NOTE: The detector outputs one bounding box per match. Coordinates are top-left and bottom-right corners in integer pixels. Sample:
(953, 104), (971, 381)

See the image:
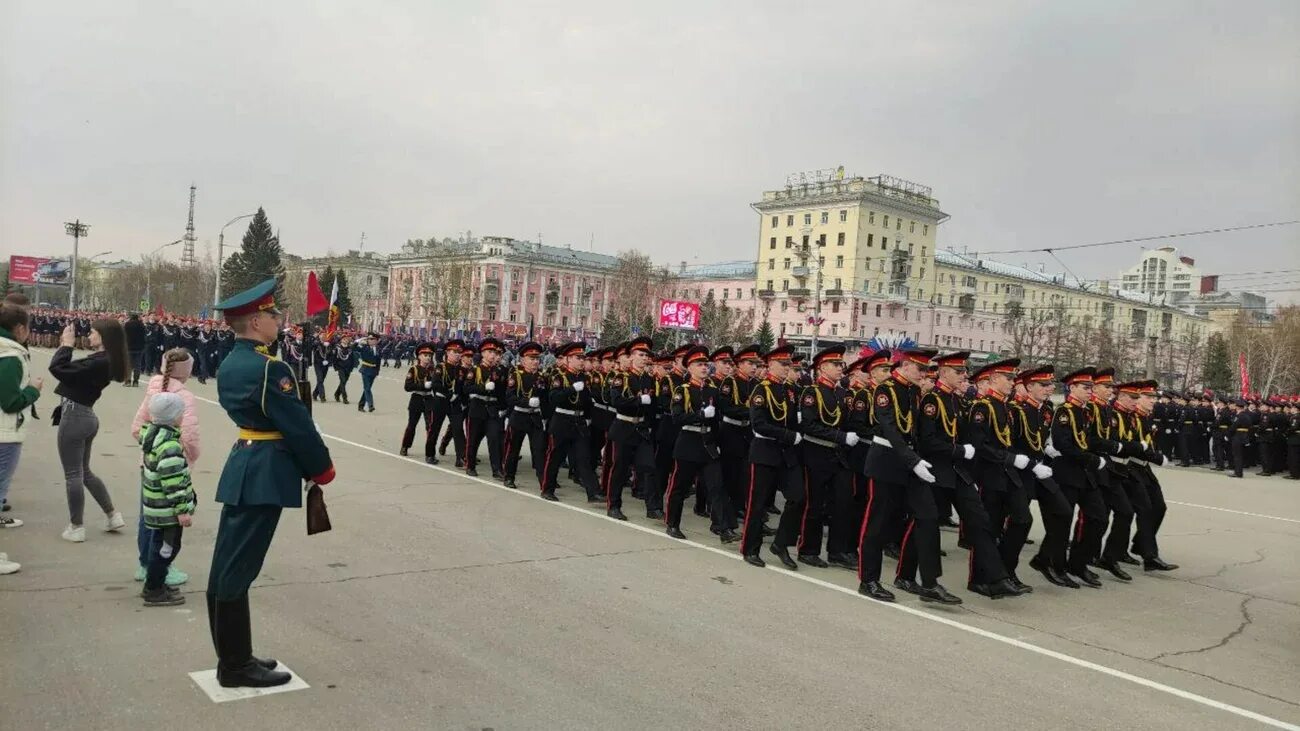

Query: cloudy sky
(3, 1), (1297, 302)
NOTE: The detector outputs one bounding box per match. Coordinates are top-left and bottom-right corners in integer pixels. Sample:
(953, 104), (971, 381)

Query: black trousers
(1213, 431), (1230, 468)
(827, 474), (867, 557)
(1060, 482), (1107, 575)
(1031, 478), (1074, 572)
(1230, 434), (1248, 477)
(981, 480), (1034, 574)
(1289, 442), (1300, 479)
(503, 420), (545, 482)
(799, 464), (853, 558)
(1177, 427), (1194, 465)
(719, 427), (750, 529)
(900, 481), (1006, 585)
(312, 364), (330, 399)
(430, 402), (466, 464)
(466, 413), (503, 473)
(540, 422), (600, 498)
(664, 458), (724, 531)
(334, 369), (353, 400)
(740, 463), (804, 556)
(207, 504), (282, 601)
(1130, 472), (1167, 560)
(1101, 472), (1140, 562)
(606, 435), (656, 512)
(859, 477), (939, 587)
(401, 399), (434, 453)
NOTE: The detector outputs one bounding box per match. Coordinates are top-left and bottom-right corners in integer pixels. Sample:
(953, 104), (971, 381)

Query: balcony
(887, 285), (910, 304)
(758, 288), (775, 299)
(957, 294), (976, 314)
(792, 265), (810, 278)
(789, 288), (811, 298)
(1005, 286), (1024, 302)
(823, 289), (844, 298)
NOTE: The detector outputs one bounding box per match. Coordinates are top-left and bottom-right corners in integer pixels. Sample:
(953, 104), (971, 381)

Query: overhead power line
(975, 220), (1299, 256)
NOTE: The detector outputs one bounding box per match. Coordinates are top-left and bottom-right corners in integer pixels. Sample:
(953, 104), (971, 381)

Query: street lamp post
(146, 239), (184, 311)
(64, 219), (90, 310)
(79, 251), (113, 309)
(214, 213), (257, 306)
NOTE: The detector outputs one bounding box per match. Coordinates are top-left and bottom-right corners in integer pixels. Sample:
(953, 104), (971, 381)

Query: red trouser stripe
(539, 436), (556, 494)
(857, 478), (875, 582)
(663, 462), (680, 525)
(740, 464), (757, 550)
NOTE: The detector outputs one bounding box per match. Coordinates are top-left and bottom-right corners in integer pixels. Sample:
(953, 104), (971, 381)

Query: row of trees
(1204, 306), (1300, 396)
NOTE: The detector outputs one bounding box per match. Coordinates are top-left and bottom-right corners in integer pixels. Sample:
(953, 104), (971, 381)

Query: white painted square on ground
(189, 665), (310, 703)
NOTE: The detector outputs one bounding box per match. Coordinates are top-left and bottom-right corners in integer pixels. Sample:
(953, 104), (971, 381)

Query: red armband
(311, 465), (336, 486)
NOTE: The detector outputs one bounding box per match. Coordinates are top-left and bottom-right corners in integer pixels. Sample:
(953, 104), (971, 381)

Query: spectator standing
(137, 392), (196, 606)
(0, 303), (44, 542)
(124, 313), (145, 387)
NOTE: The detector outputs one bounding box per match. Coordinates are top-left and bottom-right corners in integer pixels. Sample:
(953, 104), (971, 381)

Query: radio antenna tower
(181, 183), (198, 266)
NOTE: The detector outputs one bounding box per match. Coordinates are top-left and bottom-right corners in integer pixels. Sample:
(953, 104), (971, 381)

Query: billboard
(34, 260), (70, 285)
(7, 255), (51, 285)
(658, 299), (700, 330)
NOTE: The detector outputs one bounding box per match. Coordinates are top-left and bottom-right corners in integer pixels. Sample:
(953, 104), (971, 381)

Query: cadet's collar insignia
(875, 391), (890, 407)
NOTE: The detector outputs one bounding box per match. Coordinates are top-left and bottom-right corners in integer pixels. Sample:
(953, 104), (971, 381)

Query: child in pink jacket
(131, 348), (200, 585)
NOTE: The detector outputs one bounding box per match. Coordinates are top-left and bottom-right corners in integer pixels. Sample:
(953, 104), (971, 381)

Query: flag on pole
(323, 277), (340, 339)
(306, 271), (329, 316)
(1238, 353), (1249, 396)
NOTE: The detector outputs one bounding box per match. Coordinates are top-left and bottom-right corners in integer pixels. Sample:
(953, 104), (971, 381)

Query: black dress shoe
(541, 491), (559, 502)
(1116, 554), (1140, 566)
(892, 577), (922, 595)
(607, 508), (628, 521)
(828, 554), (857, 571)
(218, 661), (291, 689)
(646, 509), (664, 520)
(883, 543), (901, 560)
(798, 554), (829, 569)
(718, 529), (739, 544)
(1024, 538), (1035, 545)
(466, 468), (478, 477)
(693, 507), (708, 518)
(491, 471), (503, 480)
(425, 456), (439, 465)
(1055, 570), (1080, 588)
(938, 549), (948, 557)
(503, 478), (517, 489)
(967, 578), (1020, 599)
(1068, 570), (1103, 588)
(357, 404), (364, 412)
(743, 553), (766, 568)
(368, 406), (375, 413)
(858, 581), (895, 602)
(439, 443), (449, 456)
(1083, 568), (1101, 583)
(1030, 556), (1073, 588)
(918, 583), (963, 605)
(761, 524), (776, 537)
(666, 526), (686, 540)
(769, 545), (798, 570)
(1143, 557), (1179, 571)
(1007, 574), (1034, 594)
(399, 447), (409, 456)
(1097, 560), (1132, 582)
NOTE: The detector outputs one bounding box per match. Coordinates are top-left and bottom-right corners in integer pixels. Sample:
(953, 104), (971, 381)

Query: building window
(839, 209), (848, 222)
(835, 255), (844, 268)
(783, 258), (790, 270)
(896, 218), (902, 231)
(736, 288), (742, 299)
(562, 316), (569, 327)
(769, 237), (776, 249)
(766, 280), (773, 290)
(768, 258), (775, 271)
(882, 237), (888, 250)
(875, 304), (882, 317)
(802, 235), (810, 248)
(831, 324), (839, 335)
(785, 236), (793, 248)
(804, 213), (812, 225)
(787, 215), (794, 226)
(818, 234), (826, 247)
(796, 323), (803, 335)
(866, 234), (874, 248)
(869, 211), (876, 224)
(923, 224), (929, 236)
(818, 256), (825, 268)
(509, 311), (516, 321)
(882, 215), (889, 228)
(820, 211), (829, 224)
(722, 288), (729, 300)
(511, 291), (519, 302)
(780, 300), (788, 312)
(782, 280), (788, 291)
(909, 221), (916, 233)
(837, 232), (845, 246)
(771, 216), (778, 228)
(831, 301), (840, 313)
(921, 246), (927, 258)
(834, 277), (842, 289)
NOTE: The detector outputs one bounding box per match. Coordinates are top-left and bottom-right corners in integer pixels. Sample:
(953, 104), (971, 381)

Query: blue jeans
(0, 442), (22, 505)
(360, 371), (376, 409)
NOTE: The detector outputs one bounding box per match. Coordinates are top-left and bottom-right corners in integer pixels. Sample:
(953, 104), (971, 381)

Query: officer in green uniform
(206, 279), (336, 688)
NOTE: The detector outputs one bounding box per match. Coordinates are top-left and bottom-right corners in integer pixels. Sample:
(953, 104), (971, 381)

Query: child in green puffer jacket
(139, 392), (196, 606)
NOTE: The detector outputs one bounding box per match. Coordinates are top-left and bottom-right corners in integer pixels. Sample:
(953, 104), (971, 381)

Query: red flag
(1238, 353), (1249, 396)
(306, 271), (329, 316)
(154, 302), (164, 318)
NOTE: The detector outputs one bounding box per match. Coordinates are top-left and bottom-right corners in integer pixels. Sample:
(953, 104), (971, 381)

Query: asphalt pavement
(2, 349), (1297, 730)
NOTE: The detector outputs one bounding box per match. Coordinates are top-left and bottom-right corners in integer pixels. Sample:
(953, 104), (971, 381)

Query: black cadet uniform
(663, 346), (730, 542)
(1088, 369), (1138, 581)
(603, 338), (658, 520)
(430, 341), (468, 467)
(716, 347), (758, 534)
(464, 338), (507, 478)
(1011, 367), (1078, 588)
(1050, 368), (1112, 587)
(795, 346), (857, 568)
(740, 347), (805, 567)
(399, 343), (438, 459)
(502, 342), (547, 489)
(540, 342), (601, 501)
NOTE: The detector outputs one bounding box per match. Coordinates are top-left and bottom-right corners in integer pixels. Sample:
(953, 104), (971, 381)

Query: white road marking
(189, 664), (309, 703)
(187, 392), (1298, 730)
(1165, 501), (1300, 525)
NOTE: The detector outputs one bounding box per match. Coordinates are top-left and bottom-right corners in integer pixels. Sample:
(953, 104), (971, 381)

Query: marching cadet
(1051, 368), (1113, 588)
(310, 333), (332, 402)
(966, 358), (1035, 596)
(1287, 399), (1300, 480)
(694, 347), (735, 524)
(332, 334), (356, 404)
(1212, 395), (1233, 471)
(603, 337), (657, 520)
(464, 338), (507, 478)
(740, 346), (804, 568)
(1014, 366), (1079, 588)
(653, 345), (691, 519)
(431, 340), (467, 467)
(903, 351), (1016, 596)
(1087, 368), (1138, 582)
(356, 333), (380, 413)
(589, 347), (615, 492)
(502, 342), (546, 490)
(795, 345), (859, 568)
(1113, 380), (1179, 572)
(399, 342), (437, 458)
(830, 356), (874, 569)
(642, 352), (674, 520)
(719, 345), (760, 535)
(207, 279), (335, 688)
(858, 349), (961, 605)
(1175, 391), (1197, 467)
(663, 346), (733, 542)
(540, 342), (602, 502)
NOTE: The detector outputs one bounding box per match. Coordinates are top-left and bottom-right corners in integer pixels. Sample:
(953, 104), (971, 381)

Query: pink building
(386, 236), (619, 343)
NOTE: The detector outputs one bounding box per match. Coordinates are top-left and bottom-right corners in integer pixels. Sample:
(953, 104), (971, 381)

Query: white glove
(912, 460), (937, 484)
(1013, 454), (1030, 470)
(572, 381), (585, 392)
(792, 433), (803, 445)
(423, 380), (432, 389)
(1044, 443), (1062, 459)
(1031, 463), (1053, 480)
(844, 432), (860, 447)
(702, 405), (716, 419)
(640, 394), (651, 405)
(1097, 456), (1107, 470)
(528, 396), (540, 408)
(962, 444), (975, 460)
(485, 381), (495, 392)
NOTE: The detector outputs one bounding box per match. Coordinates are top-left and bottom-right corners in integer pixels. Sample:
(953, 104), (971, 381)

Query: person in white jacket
(0, 303), (44, 574)
(130, 348), (201, 585)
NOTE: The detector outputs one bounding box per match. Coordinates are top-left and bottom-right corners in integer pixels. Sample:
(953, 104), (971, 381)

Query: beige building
(284, 250), (390, 331)
(1118, 246), (1200, 304)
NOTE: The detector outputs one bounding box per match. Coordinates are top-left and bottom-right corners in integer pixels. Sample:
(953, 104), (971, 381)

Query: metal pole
(71, 227), (78, 310)
(214, 229), (225, 305)
(811, 266), (822, 354)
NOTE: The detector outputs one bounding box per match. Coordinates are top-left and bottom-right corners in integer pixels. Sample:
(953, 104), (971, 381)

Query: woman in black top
(49, 318), (129, 543)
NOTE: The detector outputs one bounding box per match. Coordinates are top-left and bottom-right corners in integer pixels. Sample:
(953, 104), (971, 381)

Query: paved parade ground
(2, 348), (1298, 730)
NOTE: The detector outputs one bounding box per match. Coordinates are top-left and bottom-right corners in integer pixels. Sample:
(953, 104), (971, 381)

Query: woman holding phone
(49, 319), (130, 542)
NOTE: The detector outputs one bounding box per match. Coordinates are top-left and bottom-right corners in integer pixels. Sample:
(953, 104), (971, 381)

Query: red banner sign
(7, 255), (51, 284)
(1238, 352), (1249, 397)
(658, 299), (700, 330)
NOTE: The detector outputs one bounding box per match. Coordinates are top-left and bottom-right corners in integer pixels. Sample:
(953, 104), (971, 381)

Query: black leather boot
(216, 596), (290, 688)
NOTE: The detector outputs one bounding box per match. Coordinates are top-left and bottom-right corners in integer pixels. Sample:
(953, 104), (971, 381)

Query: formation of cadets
(392, 337), (1292, 606)
(1151, 391), (1300, 480)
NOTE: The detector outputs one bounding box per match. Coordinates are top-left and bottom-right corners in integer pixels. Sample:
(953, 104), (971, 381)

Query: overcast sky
(3, 1), (1298, 303)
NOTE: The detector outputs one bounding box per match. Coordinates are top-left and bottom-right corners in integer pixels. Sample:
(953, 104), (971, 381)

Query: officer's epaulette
(253, 344), (282, 362)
